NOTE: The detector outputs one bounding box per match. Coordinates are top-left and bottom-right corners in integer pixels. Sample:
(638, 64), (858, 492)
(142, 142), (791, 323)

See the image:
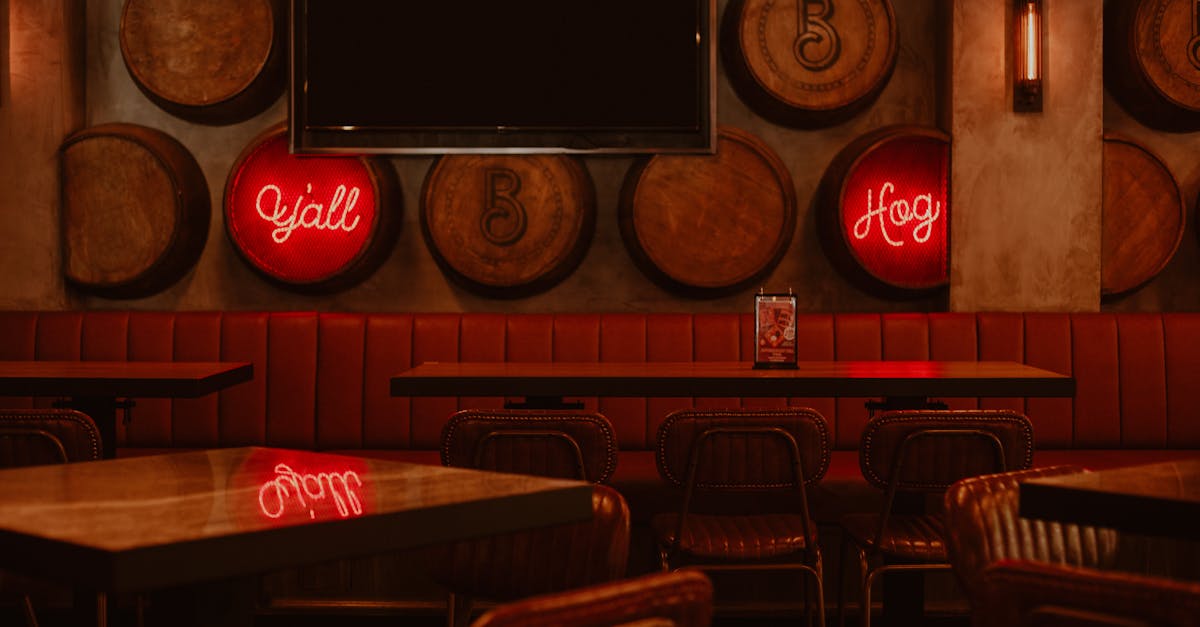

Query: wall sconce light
(1014, 0), (1043, 112)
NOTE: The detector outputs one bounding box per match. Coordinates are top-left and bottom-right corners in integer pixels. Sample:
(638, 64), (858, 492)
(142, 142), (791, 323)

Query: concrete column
(0, 0), (85, 309)
(949, 0), (1102, 311)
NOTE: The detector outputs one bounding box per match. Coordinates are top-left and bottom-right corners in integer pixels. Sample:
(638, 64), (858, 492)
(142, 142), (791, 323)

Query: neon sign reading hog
(820, 127), (950, 292)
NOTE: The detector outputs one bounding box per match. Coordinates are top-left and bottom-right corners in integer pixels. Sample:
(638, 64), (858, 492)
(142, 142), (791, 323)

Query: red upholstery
(0, 310), (1196, 464)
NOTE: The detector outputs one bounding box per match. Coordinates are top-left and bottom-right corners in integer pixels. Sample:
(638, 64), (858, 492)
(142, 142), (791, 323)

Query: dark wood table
(0, 447), (592, 623)
(393, 359), (1075, 625)
(0, 360), (254, 458)
(390, 360), (1075, 409)
(1020, 458), (1200, 540)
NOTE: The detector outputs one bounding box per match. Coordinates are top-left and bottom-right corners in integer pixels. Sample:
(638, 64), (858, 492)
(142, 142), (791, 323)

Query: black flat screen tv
(289, 0), (716, 154)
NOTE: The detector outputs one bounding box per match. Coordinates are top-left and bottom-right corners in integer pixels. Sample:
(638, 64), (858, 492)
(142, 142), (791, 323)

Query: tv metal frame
(288, 0), (717, 155)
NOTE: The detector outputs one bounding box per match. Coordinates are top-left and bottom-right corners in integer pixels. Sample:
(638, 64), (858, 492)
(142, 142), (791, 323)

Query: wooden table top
(1019, 459), (1200, 540)
(0, 360), (253, 398)
(390, 360), (1075, 398)
(0, 447), (592, 592)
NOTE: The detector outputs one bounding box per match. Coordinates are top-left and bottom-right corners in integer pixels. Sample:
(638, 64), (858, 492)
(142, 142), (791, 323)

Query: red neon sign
(229, 450), (374, 528)
(258, 462), (365, 520)
(225, 130), (382, 285)
(840, 135), (949, 289)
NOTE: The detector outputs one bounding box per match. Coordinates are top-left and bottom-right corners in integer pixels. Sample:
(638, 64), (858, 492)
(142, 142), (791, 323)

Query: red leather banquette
(1, 311), (1198, 523)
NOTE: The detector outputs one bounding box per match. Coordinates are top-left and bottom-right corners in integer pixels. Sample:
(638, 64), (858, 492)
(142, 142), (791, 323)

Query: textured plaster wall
(949, 0), (1103, 312)
(18, 0), (1191, 314)
(65, 0), (945, 314)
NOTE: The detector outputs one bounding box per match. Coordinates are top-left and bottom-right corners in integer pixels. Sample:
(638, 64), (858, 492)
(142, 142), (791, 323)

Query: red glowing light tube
(816, 126), (951, 297)
(224, 125), (401, 292)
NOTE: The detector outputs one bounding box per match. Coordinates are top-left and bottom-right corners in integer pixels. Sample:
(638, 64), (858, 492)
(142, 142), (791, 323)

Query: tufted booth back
(1, 311), (1198, 452)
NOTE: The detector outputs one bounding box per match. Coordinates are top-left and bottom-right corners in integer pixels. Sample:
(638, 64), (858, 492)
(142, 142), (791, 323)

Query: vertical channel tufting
(220, 312), (269, 446)
(266, 313), (317, 449)
(599, 314), (648, 449)
(1069, 314), (1121, 448)
(175, 312), (221, 447)
(1116, 314), (1167, 448)
(363, 314), (413, 449)
(833, 314), (881, 449)
(461, 314), (506, 411)
(411, 314), (461, 448)
(977, 313), (1025, 415)
(0, 312), (36, 408)
(1024, 314), (1074, 448)
(82, 312), (130, 446)
(127, 312), (174, 448)
(316, 314), (366, 449)
(554, 314), (601, 411)
(930, 313), (981, 410)
(35, 313), (82, 410)
(693, 314), (741, 411)
(793, 313), (836, 441)
(1163, 314), (1200, 447)
(647, 314), (693, 441)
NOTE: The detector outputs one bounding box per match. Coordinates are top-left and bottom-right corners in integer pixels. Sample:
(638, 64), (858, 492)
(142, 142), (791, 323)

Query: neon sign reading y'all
(255, 183), (363, 244)
(853, 181), (942, 247)
(258, 463), (365, 520)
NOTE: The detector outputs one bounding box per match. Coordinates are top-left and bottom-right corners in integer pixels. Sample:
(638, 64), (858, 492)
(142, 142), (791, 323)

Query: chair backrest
(976, 560), (1200, 627)
(469, 570), (713, 627)
(429, 483), (631, 601)
(655, 407), (830, 490)
(859, 410), (1034, 493)
(441, 409), (617, 483)
(0, 409), (101, 467)
(944, 465), (1120, 606)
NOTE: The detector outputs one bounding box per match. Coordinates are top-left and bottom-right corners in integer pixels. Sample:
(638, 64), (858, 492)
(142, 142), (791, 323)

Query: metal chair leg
(20, 594), (38, 627)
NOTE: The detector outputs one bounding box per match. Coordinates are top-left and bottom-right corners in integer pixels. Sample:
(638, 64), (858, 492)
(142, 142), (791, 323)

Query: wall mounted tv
(290, 0), (716, 155)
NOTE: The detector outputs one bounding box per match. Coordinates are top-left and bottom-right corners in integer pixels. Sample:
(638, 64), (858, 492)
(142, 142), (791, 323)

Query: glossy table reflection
(0, 360), (254, 459)
(0, 447), (592, 594)
(1020, 458), (1200, 540)
(391, 360), (1075, 408)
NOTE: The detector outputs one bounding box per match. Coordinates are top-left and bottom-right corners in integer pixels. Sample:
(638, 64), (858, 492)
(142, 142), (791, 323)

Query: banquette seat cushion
(0, 310), (1198, 525)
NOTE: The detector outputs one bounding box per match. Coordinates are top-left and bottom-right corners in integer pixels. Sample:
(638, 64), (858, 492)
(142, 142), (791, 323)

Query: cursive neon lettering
(853, 181), (942, 247)
(258, 463), (364, 520)
(255, 183), (362, 244)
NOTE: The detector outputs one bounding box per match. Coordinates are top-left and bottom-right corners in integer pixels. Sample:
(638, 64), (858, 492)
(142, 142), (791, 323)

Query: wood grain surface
(61, 124), (210, 298)
(421, 154), (595, 297)
(1101, 134), (1184, 297)
(619, 126), (795, 295)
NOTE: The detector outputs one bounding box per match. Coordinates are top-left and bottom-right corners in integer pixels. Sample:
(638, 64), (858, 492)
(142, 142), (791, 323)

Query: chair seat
(651, 512), (819, 560)
(841, 513), (947, 562)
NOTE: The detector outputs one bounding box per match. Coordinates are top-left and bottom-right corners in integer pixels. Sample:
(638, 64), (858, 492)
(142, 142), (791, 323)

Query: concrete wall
(0, 0), (83, 309)
(949, 0), (1103, 311)
(1, 0), (1198, 314)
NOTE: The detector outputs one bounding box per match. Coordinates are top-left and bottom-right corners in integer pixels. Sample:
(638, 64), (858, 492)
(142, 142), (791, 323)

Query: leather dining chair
(943, 465), (1120, 621)
(650, 407), (831, 627)
(469, 570), (714, 627)
(0, 409), (103, 627)
(427, 409), (629, 627)
(976, 559), (1200, 627)
(835, 409), (1034, 627)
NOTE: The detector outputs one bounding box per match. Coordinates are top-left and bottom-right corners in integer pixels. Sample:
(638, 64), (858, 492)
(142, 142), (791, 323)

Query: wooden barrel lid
(61, 123), (210, 298)
(722, 0), (898, 128)
(421, 155), (596, 297)
(1105, 0), (1200, 131)
(120, 0), (285, 125)
(618, 126), (796, 296)
(1102, 134), (1184, 297)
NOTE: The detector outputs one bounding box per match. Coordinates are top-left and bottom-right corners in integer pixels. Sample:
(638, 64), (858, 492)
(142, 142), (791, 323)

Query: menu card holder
(754, 291), (798, 369)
